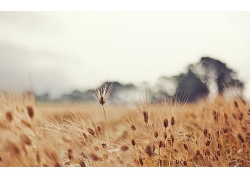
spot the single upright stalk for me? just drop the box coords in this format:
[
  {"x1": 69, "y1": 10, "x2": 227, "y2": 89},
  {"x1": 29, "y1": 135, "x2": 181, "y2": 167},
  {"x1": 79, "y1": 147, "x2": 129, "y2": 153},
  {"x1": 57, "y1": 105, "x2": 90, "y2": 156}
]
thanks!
[{"x1": 102, "y1": 104, "x2": 111, "y2": 145}]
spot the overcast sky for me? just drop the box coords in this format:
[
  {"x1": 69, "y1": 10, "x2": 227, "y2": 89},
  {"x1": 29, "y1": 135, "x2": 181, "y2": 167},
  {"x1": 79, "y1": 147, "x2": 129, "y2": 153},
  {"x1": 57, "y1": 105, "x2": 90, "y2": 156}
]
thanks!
[{"x1": 0, "y1": 11, "x2": 250, "y2": 98}]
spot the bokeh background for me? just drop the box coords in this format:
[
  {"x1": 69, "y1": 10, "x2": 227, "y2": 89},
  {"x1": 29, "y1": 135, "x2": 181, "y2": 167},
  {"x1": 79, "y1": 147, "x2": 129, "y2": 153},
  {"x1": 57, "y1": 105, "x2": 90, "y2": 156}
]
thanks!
[{"x1": 0, "y1": 12, "x2": 249, "y2": 103}]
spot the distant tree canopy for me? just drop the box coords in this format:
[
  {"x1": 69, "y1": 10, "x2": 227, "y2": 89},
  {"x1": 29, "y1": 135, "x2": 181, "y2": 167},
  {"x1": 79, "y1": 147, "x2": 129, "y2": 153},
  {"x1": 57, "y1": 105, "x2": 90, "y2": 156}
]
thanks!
[
  {"x1": 174, "y1": 68, "x2": 209, "y2": 102},
  {"x1": 34, "y1": 57, "x2": 244, "y2": 104},
  {"x1": 174, "y1": 57, "x2": 244, "y2": 102}
]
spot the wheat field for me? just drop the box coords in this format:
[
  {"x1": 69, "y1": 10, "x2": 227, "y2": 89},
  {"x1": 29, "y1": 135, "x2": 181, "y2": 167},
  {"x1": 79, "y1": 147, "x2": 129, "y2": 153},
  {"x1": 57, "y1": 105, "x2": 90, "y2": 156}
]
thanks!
[{"x1": 0, "y1": 86, "x2": 249, "y2": 167}]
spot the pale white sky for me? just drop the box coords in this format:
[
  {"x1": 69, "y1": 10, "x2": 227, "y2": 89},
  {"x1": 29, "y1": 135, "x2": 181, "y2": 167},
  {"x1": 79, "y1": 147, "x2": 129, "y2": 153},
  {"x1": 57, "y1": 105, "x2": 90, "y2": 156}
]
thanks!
[{"x1": 0, "y1": 11, "x2": 250, "y2": 98}]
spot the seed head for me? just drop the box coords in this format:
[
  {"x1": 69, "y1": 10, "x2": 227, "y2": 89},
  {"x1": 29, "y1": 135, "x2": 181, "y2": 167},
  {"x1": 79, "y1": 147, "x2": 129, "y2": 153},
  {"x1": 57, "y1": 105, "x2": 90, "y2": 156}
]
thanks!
[
  {"x1": 234, "y1": 101, "x2": 238, "y2": 108},
  {"x1": 184, "y1": 144, "x2": 188, "y2": 150},
  {"x1": 54, "y1": 162, "x2": 61, "y2": 167},
  {"x1": 120, "y1": 145, "x2": 129, "y2": 151},
  {"x1": 159, "y1": 141, "x2": 164, "y2": 148},
  {"x1": 102, "y1": 143, "x2": 107, "y2": 148},
  {"x1": 68, "y1": 149, "x2": 73, "y2": 160},
  {"x1": 163, "y1": 131, "x2": 167, "y2": 139},
  {"x1": 205, "y1": 140, "x2": 211, "y2": 146},
  {"x1": 215, "y1": 131, "x2": 220, "y2": 139},
  {"x1": 203, "y1": 129, "x2": 208, "y2": 137},
  {"x1": 80, "y1": 161, "x2": 86, "y2": 167},
  {"x1": 154, "y1": 131, "x2": 159, "y2": 139},
  {"x1": 81, "y1": 152, "x2": 88, "y2": 158},
  {"x1": 224, "y1": 113, "x2": 228, "y2": 120},
  {"x1": 5, "y1": 111, "x2": 13, "y2": 122},
  {"x1": 27, "y1": 106, "x2": 34, "y2": 119},
  {"x1": 131, "y1": 125, "x2": 136, "y2": 131},
  {"x1": 87, "y1": 128, "x2": 95, "y2": 136},
  {"x1": 213, "y1": 110, "x2": 218, "y2": 122},
  {"x1": 145, "y1": 145, "x2": 153, "y2": 157},
  {"x1": 232, "y1": 113, "x2": 237, "y2": 120},
  {"x1": 223, "y1": 128, "x2": 228, "y2": 133},
  {"x1": 241, "y1": 98, "x2": 246, "y2": 105},
  {"x1": 163, "y1": 118, "x2": 168, "y2": 128},
  {"x1": 90, "y1": 153, "x2": 101, "y2": 161},
  {"x1": 89, "y1": 83, "x2": 113, "y2": 105},
  {"x1": 196, "y1": 150, "x2": 200, "y2": 156},
  {"x1": 131, "y1": 139, "x2": 136, "y2": 146},
  {"x1": 143, "y1": 111, "x2": 148, "y2": 124},
  {"x1": 239, "y1": 112, "x2": 243, "y2": 121},
  {"x1": 217, "y1": 151, "x2": 220, "y2": 156},
  {"x1": 218, "y1": 143, "x2": 222, "y2": 149},
  {"x1": 83, "y1": 133, "x2": 87, "y2": 139},
  {"x1": 139, "y1": 156, "x2": 143, "y2": 166},
  {"x1": 171, "y1": 134, "x2": 174, "y2": 143},
  {"x1": 171, "y1": 117, "x2": 175, "y2": 126},
  {"x1": 97, "y1": 126, "x2": 101, "y2": 133},
  {"x1": 238, "y1": 133, "x2": 245, "y2": 143},
  {"x1": 183, "y1": 160, "x2": 187, "y2": 166},
  {"x1": 21, "y1": 120, "x2": 32, "y2": 128},
  {"x1": 20, "y1": 134, "x2": 32, "y2": 145},
  {"x1": 205, "y1": 149, "x2": 210, "y2": 156}
]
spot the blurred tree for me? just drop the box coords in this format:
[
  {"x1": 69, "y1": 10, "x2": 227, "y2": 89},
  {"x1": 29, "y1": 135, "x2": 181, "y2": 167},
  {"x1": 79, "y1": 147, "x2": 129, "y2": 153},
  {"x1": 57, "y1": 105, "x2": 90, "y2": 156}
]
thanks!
[
  {"x1": 174, "y1": 57, "x2": 244, "y2": 102},
  {"x1": 198, "y1": 57, "x2": 244, "y2": 94},
  {"x1": 174, "y1": 67, "x2": 209, "y2": 102}
]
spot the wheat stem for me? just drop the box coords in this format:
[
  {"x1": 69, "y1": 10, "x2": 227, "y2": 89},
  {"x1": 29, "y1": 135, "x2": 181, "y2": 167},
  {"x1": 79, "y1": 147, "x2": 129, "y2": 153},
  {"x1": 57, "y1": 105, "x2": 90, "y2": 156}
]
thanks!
[{"x1": 102, "y1": 104, "x2": 111, "y2": 145}]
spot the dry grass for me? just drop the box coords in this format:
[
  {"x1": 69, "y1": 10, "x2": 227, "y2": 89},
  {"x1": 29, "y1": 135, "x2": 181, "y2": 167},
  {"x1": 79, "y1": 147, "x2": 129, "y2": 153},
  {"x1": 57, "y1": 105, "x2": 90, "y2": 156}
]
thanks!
[{"x1": 0, "y1": 89, "x2": 250, "y2": 167}]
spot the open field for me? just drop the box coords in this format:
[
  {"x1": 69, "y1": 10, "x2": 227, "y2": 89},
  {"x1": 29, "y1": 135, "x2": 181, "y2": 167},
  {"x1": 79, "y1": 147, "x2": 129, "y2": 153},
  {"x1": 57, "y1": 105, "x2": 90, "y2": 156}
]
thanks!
[{"x1": 0, "y1": 90, "x2": 250, "y2": 167}]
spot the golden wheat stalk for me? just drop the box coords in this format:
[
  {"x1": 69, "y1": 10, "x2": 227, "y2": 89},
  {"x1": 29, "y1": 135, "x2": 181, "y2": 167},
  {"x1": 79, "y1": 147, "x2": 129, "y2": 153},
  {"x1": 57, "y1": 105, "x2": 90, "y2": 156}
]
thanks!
[{"x1": 89, "y1": 83, "x2": 113, "y2": 145}]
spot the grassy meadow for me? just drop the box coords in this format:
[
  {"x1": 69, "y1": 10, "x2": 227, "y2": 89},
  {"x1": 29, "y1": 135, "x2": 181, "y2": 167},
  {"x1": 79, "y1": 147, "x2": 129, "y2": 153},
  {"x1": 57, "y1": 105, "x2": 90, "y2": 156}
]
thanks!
[{"x1": 0, "y1": 85, "x2": 250, "y2": 167}]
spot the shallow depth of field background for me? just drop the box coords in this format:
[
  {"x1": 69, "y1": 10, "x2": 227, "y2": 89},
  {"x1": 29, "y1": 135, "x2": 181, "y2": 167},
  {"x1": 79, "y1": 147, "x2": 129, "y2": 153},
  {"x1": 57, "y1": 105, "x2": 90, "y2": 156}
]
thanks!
[{"x1": 0, "y1": 11, "x2": 250, "y2": 167}]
